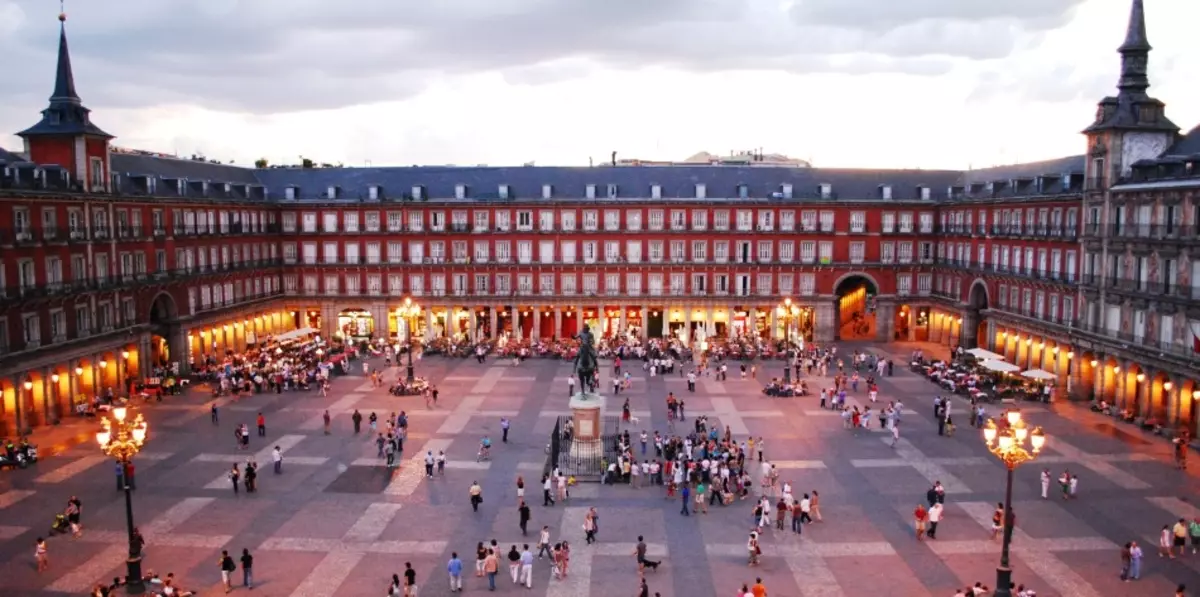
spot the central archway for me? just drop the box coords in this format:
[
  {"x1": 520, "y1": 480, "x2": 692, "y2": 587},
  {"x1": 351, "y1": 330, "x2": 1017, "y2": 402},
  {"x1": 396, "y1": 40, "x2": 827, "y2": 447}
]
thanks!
[
  {"x1": 833, "y1": 273, "x2": 879, "y2": 341},
  {"x1": 148, "y1": 291, "x2": 181, "y2": 370},
  {"x1": 964, "y1": 280, "x2": 989, "y2": 349}
]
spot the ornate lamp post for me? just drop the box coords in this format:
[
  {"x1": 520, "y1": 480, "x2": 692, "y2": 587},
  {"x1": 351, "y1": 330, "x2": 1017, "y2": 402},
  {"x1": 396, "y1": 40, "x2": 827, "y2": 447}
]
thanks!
[
  {"x1": 96, "y1": 406, "x2": 149, "y2": 594},
  {"x1": 776, "y1": 297, "x2": 800, "y2": 382},
  {"x1": 982, "y1": 410, "x2": 1046, "y2": 597},
  {"x1": 400, "y1": 297, "x2": 421, "y2": 382}
]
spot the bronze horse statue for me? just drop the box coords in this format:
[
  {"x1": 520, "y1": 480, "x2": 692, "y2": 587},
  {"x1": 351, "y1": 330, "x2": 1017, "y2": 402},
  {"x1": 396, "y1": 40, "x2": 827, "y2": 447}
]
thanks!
[{"x1": 574, "y1": 324, "x2": 599, "y2": 393}]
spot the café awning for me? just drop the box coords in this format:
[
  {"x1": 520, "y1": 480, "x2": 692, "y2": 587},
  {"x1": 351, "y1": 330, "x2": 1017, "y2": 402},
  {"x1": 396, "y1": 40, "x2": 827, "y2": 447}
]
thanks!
[
  {"x1": 979, "y1": 360, "x2": 1020, "y2": 374},
  {"x1": 275, "y1": 327, "x2": 317, "y2": 342},
  {"x1": 966, "y1": 348, "x2": 1006, "y2": 361},
  {"x1": 1021, "y1": 369, "x2": 1057, "y2": 381}
]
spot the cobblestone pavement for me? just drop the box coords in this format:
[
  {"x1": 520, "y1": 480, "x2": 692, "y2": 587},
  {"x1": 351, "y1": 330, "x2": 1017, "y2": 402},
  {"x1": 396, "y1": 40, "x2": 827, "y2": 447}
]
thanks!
[{"x1": 2, "y1": 345, "x2": 1199, "y2": 596}]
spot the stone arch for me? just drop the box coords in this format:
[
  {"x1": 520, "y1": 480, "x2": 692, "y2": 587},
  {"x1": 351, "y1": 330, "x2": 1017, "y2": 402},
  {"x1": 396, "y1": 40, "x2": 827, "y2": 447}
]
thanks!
[
  {"x1": 832, "y1": 273, "x2": 879, "y2": 341},
  {"x1": 148, "y1": 291, "x2": 179, "y2": 326},
  {"x1": 1149, "y1": 371, "x2": 1170, "y2": 423},
  {"x1": 148, "y1": 291, "x2": 182, "y2": 371},
  {"x1": 962, "y1": 280, "x2": 990, "y2": 349}
]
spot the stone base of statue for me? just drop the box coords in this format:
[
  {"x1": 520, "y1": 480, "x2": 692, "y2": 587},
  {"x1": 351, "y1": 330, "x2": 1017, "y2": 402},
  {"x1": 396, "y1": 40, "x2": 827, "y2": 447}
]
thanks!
[{"x1": 568, "y1": 392, "x2": 606, "y2": 462}]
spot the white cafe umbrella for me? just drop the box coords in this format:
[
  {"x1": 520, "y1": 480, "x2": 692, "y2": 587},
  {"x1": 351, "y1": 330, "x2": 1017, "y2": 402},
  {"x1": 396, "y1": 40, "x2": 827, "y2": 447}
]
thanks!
[
  {"x1": 979, "y1": 360, "x2": 1020, "y2": 374},
  {"x1": 965, "y1": 348, "x2": 1006, "y2": 361},
  {"x1": 1020, "y1": 369, "x2": 1057, "y2": 381}
]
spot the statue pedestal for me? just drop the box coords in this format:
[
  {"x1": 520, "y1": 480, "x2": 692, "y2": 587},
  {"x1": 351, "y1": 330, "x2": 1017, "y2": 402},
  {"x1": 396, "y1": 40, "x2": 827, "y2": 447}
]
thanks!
[{"x1": 568, "y1": 392, "x2": 606, "y2": 462}]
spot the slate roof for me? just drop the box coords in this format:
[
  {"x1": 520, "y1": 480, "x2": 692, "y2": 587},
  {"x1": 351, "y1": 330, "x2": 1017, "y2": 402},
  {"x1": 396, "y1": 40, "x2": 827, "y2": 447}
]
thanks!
[
  {"x1": 250, "y1": 165, "x2": 963, "y2": 202},
  {"x1": 0, "y1": 147, "x2": 28, "y2": 165},
  {"x1": 1164, "y1": 124, "x2": 1200, "y2": 157},
  {"x1": 110, "y1": 153, "x2": 260, "y2": 184},
  {"x1": 956, "y1": 156, "x2": 1085, "y2": 185}
]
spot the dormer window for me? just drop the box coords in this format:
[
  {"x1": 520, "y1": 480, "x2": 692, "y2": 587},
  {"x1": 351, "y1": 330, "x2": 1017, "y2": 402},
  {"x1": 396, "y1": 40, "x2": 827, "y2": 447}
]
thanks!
[
  {"x1": 586, "y1": 184, "x2": 597, "y2": 200},
  {"x1": 650, "y1": 184, "x2": 662, "y2": 200},
  {"x1": 1138, "y1": 105, "x2": 1157, "y2": 124},
  {"x1": 542, "y1": 184, "x2": 553, "y2": 199},
  {"x1": 368, "y1": 185, "x2": 380, "y2": 201},
  {"x1": 607, "y1": 183, "x2": 618, "y2": 199},
  {"x1": 412, "y1": 185, "x2": 424, "y2": 200},
  {"x1": 1034, "y1": 177, "x2": 1046, "y2": 193},
  {"x1": 285, "y1": 186, "x2": 298, "y2": 200},
  {"x1": 919, "y1": 186, "x2": 931, "y2": 200},
  {"x1": 736, "y1": 184, "x2": 749, "y2": 199},
  {"x1": 498, "y1": 184, "x2": 510, "y2": 200},
  {"x1": 878, "y1": 184, "x2": 892, "y2": 200},
  {"x1": 781, "y1": 183, "x2": 793, "y2": 199},
  {"x1": 695, "y1": 183, "x2": 706, "y2": 199},
  {"x1": 326, "y1": 186, "x2": 339, "y2": 200},
  {"x1": 819, "y1": 183, "x2": 833, "y2": 199},
  {"x1": 224, "y1": 183, "x2": 233, "y2": 195},
  {"x1": 455, "y1": 184, "x2": 468, "y2": 200}
]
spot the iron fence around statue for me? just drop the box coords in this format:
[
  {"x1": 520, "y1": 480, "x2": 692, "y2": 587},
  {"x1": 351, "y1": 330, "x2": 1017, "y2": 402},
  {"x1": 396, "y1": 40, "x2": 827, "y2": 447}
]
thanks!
[{"x1": 549, "y1": 415, "x2": 623, "y2": 480}]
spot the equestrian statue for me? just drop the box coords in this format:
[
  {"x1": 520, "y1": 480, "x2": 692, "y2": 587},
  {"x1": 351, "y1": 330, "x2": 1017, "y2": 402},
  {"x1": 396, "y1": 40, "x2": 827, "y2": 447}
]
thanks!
[{"x1": 574, "y1": 324, "x2": 599, "y2": 394}]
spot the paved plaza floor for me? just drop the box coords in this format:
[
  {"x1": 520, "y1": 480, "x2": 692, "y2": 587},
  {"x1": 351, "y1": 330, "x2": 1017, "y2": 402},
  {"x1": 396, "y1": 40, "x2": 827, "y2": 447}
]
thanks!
[{"x1": 2, "y1": 342, "x2": 1199, "y2": 596}]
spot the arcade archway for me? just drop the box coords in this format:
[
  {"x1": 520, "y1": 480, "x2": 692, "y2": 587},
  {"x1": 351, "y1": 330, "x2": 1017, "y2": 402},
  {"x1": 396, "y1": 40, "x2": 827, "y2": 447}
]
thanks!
[
  {"x1": 963, "y1": 281, "x2": 989, "y2": 349},
  {"x1": 148, "y1": 292, "x2": 181, "y2": 369},
  {"x1": 834, "y1": 274, "x2": 878, "y2": 340},
  {"x1": 337, "y1": 308, "x2": 375, "y2": 341}
]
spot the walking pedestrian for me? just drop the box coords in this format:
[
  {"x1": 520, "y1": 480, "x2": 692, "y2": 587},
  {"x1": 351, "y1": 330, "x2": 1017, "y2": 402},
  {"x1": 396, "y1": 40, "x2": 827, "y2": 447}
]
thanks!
[
  {"x1": 583, "y1": 509, "x2": 597, "y2": 544},
  {"x1": 680, "y1": 484, "x2": 691, "y2": 516},
  {"x1": 228, "y1": 465, "x2": 240, "y2": 495},
  {"x1": 928, "y1": 502, "x2": 943, "y2": 539},
  {"x1": 256, "y1": 412, "x2": 266, "y2": 436},
  {"x1": 507, "y1": 545, "x2": 521, "y2": 584},
  {"x1": 323, "y1": 410, "x2": 332, "y2": 435},
  {"x1": 273, "y1": 445, "x2": 282, "y2": 474},
  {"x1": 1040, "y1": 469, "x2": 1050, "y2": 499},
  {"x1": 240, "y1": 548, "x2": 254, "y2": 589},
  {"x1": 447, "y1": 552, "x2": 464, "y2": 592},
  {"x1": 352, "y1": 410, "x2": 363, "y2": 434},
  {"x1": 542, "y1": 474, "x2": 555, "y2": 507},
  {"x1": 469, "y1": 481, "x2": 483, "y2": 512},
  {"x1": 211, "y1": 403, "x2": 219, "y2": 425},
  {"x1": 484, "y1": 548, "x2": 499, "y2": 590},
  {"x1": 424, "y1": 451, "x2": 435, "y2": 478},
  {"x1": 218, "y1": 550, "x2": 236, "y2": 593},
  {"x1": 403, "y1": 561, "x2": 417, "y2": 596},
  {"x1": 519, "y1": 544, "x2": 534, "y2": 588},
  {"x1": 518, "y1": 500, "x2": 531, "y2": 536},
  {"x1": 35, "y1": 537, "x2": 48, "y2": 572},
  {"x1": 537, "y1": 526, "x2": 553, "y2": 559},
  {"x1": 914, "y1": 504, "x2": 928, "y2": 540},
  {"x1": 501, "y1": 417, "x2": 510, "y2": 443}
]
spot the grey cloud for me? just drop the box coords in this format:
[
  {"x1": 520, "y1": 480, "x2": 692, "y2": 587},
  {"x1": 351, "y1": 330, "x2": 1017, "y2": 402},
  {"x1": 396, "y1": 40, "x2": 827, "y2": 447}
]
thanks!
[{"x1": 0, "y1": 0, "x2": 1087, "y2": 117}]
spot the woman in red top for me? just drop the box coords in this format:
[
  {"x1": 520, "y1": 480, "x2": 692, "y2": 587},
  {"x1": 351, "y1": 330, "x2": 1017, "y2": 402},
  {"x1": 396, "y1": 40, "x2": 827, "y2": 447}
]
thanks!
[{"x1": 914, "y1": 504, "x2": 928, "y2": 540}]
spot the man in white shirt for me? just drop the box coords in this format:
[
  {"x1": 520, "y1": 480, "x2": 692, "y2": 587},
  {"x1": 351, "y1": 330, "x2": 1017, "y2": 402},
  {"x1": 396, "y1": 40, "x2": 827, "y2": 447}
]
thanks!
[
  {"x1": 272, "y1": 446, "x2": 283, "y2": 474},
  {"x1": 927, "y1": 502, "x2": 943, "y2": 539}
]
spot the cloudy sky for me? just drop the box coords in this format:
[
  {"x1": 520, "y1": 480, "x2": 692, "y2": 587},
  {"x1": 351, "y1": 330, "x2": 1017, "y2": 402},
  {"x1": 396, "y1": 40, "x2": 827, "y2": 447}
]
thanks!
[{"x1": 1, "y1": 0, "x2": 1197, "y2": 169}]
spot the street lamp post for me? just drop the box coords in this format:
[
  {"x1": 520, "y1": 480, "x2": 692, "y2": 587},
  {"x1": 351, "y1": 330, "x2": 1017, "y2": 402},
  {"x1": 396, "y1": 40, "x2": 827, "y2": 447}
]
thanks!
[
  {"x1": 777, "y1": 298, "x2": 800, "y2": 383},
  {"x1": 400, "y1": 297, "x2": 421, "y2": 382},
  {"x1": 982, "y1": 410, "x2": 1046, "y2": 597},
  {"x1": 95, "y1": 406, "x2": 149, "y2": 594}
]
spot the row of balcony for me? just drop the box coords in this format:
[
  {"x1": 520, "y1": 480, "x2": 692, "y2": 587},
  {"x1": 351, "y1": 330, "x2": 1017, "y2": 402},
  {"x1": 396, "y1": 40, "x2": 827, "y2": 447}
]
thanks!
[
  {"x1": 0, "y1": 224, "x2": 281, "y2": 245},
  {"x1": 1079, "y1": 273, "x2": 1200, "y2": 300},
  {"x1": 937, "y1": 224, "x2": 1080, "y2": 241},
  {"x1": 933, "y1": 260, "x2": 1077, "y2": 284},
  {"x1": 282, "y1": 287, "x2": 938, "y2": 300},
  {"x1": 2, "y1": 288, "x2": 286, "y2": 360},
  {"x1": 0, "y1": 259, "x2": 285, "y2": 304},
  {"x1": 279, "y1": 224, "x2": 913, "y2": 236},
  {"x1": 1072, "y1": 320, "x2": 1198, "y2": 361},
  {"x1": 281, "y1": 257, "x2": 933, "y2": 267},
  {"x1": 1084, "y1": 224, "x2": 1197, "y2": 243}
]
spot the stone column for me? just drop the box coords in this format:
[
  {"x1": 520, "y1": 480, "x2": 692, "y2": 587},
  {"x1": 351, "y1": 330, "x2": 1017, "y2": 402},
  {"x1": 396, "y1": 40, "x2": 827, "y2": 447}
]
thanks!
[
  {"x1": 320, "y1": 303, "x2": 336, "y2": 340},
  {"x1": 490, "y1": 308, "x2": 499, "y2": 340},
  {"x1": 661, "y1": 309, "x2": 669, "y2": 338},
  {"x1": 814, "y1": 302, "x2": 835, "y2": 342},
  {"x1": 554, "y1": 309, "x2": 562, "y2": 339},
  {"x1": 469, "y1": 309, "x2": 478, "y2": 342},
  {"x1": 876, "y1": 302, "x2": 895, "y2": 343},
  {"x1": 43, "y1": 367, "x2": 59, "y2": 424},
  {"x1": 705, "y1": 308, "x2": 714, "y2": 338},
  {"x1": 425, "y1": 308, "x2": 434, "y2": 341},
  {"x1": 768, "y1": 307, "x2": 778, "y2": 340},
  {"x1": 619, "y1": 307, "x2": 627, "y2": 338},
  {"x1": 1167, "y1": 374, "x2": 1183, "y2": 426},
  {"x1": 986, "y1": 320, "x2": 997, "y2": 352}
]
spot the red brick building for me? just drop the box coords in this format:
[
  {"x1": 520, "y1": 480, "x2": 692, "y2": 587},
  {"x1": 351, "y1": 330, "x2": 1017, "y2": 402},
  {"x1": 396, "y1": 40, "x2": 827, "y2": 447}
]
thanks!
[{"x1": 2, "y1": 1, "x2": 1197, "y2": 437}]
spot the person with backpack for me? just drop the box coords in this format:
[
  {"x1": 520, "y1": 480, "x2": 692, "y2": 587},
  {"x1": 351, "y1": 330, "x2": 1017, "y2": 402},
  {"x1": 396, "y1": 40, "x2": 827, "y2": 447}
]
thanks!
[{"x1": 218, "y1": 550, "x2": 236, "y2": 592}]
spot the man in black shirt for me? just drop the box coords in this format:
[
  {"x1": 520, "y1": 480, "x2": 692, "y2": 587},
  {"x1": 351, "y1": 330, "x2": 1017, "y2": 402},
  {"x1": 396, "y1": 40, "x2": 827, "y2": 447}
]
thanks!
[
  {"x1": 403, "y1": 562, "x2": 417, "y2": 592},
  {"x1": 518, "y1": 501, "x2": 531, "y2": 536},
  {"x1": 240, "y1": 548, "x2": 254, "y2": 589}
]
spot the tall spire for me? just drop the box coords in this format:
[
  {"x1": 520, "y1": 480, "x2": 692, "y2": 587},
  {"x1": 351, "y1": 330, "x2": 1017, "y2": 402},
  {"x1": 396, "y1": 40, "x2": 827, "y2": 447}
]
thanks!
[
  {"x1": 1117, "y1": 0, "x2": 1151, "y2": 95},
  {"x1": 17, "y1": 6, "x2": 112, "y2": 139},
  {"x1": 50, "y1": 12, "x2": 80, "y2": 104}
]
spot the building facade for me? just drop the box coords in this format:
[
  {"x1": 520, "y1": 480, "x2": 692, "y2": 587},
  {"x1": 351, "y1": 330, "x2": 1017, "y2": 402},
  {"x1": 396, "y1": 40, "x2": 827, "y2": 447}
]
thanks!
[{"x1": 2, "y1": 0, "x2": 1198, "y2": 438}]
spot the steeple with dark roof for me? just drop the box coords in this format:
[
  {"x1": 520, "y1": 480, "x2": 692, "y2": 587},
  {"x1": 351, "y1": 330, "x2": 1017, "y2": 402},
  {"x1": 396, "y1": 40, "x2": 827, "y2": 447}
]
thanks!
[
  {"x1": 1117, "y1": 0, "x2": 1151, "y2": 96},
  {"x1": 17, "y1": 12, "x2": 112, "y2": 139},
  {"x1": 1083, "y1": 0, "x2": 1177, "y2": 135}
]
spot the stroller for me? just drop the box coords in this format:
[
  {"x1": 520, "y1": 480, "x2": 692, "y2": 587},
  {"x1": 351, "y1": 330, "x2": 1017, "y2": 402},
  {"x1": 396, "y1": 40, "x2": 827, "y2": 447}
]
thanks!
[{"x1": 49, "y1": 514, "x2": 71, "y2": 536}]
